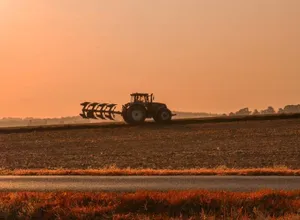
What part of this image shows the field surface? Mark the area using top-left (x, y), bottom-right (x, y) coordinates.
top-left (0, 118), bottom-right (300, 170)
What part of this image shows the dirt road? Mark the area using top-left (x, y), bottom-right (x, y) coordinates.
top-left (1, 176), bottom-right (300, 192)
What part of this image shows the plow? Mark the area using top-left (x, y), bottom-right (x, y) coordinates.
top-left (80, 102), bottom-right (121, 120)
top-left (80, 93), bottom-right (176, 124)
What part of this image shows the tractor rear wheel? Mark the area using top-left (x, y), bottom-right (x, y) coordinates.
top-left (154, 108), bottom-right (172, 123)
top-left (126, 105), bottom-right (146, 124)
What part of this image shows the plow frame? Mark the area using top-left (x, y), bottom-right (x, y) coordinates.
top-left (80, 102), bottom-right (121, 120)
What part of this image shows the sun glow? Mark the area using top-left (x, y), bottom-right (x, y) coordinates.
top-left (0, 1), bottom-right (300, 118)
top-left (0, 0), bottom-right (10, 12)
top-left (0, 1), bottom-right (16, 23)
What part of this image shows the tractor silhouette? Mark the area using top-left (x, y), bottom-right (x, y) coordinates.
top-left (80, 93), bottom-right (176, 124)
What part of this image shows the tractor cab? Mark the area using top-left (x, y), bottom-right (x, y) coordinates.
top-left (130, 93), bottom-right (154, 104)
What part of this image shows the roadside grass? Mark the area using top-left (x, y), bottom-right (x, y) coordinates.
top-left (0, 190), bottom-right (299, 219)
top-left (1, 165), bottom-right (299, 176)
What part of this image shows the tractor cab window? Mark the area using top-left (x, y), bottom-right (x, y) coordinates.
top-left (130, 96), bottom-right (135, 103)
top-left (141, 95), bottom-right (150, 103)
top-left (131, 94), bottom-right (149, 103)
top-left (131, 95), bottom-right (142, 103)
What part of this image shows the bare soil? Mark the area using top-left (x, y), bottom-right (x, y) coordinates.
top-left (0, 119), bottom-right (299, 169)
top-left (1, 168), bottom-right (299, 176)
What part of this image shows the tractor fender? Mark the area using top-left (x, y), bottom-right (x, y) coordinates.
top-left (121, 102), bottom-right (144, 113)
top-left (128, 102), bottom-right (146, 109)
top-left (154, 105), bottom-right (167, 115)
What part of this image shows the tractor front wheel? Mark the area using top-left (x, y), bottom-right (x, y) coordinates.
top-left (154, 108), bottom-right (172, 123)
top-left (126, 105), bottom-right (146, 124)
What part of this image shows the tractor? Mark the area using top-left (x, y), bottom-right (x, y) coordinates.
top-left (80, 93), bottom-right (176, 124)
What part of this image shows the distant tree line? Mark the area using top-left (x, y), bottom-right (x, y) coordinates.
top-left (227, 104), bottom-right (300, 116)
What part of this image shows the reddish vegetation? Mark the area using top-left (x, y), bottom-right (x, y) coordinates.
top-left (1, 166), bottom-right (300, 176)
top-left (0, 190), bottom-right (299, 219)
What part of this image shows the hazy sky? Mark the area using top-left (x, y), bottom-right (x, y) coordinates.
top-left (0, 1), bottom-right (299, 118)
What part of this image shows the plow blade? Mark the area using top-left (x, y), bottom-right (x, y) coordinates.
top-left (80, 102), bottom-right (121, 120)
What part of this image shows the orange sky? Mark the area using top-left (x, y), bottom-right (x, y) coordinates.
top-left (0, 1), bottom-right (299, 118)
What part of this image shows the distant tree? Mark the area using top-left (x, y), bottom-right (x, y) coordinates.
top-left (252, 109), bottom-right (260, 115)
top-left (282, 104), bottom-right (300, 114)
top-left (260, 106), bottom-right (276, 115)
top-left (278, 108), bottom-right (284, 114)
top-left (229, 112), bottom-right (235, 116)
top-left (235, 107), bottom-right (251, 116)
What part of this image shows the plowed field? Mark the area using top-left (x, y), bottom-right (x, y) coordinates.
top-left (1, 119), bottom-right (299, 169)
